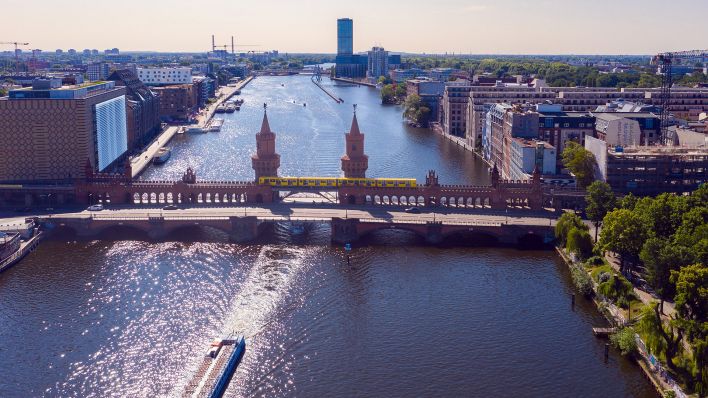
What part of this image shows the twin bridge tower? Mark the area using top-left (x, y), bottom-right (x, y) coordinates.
top-left (251, 103), bottom-right (368, 180)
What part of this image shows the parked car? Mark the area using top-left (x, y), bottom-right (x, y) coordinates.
top-left (404, 207), bottom-right (421, 214)
top-left (163, 204), bottom-right (178, 210)
top-left (87, 204), bottom-right (104, 211)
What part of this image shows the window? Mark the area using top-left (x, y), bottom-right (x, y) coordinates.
top-left (564, 123), bottom-right (570, 128)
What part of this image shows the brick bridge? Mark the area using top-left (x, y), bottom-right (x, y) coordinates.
top-left (1, 105), bottom-right (586, 214)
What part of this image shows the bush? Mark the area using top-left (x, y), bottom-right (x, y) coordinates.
top-left (586, 256), bottom-right (605, 266)
top-left (598, 273), bottom-right (637, 305)
top-left (567, 227), bottom-right (594, 260)
top-left (610, 327), bottom-right (638, 356)
top-left (663, 390), bottom-right (676, 398)
top-left (571, 266), bottom-right (594, 297)
top-left (598, 271), bottom-right (611, 283)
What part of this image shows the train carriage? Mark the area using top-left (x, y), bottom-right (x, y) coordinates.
top-left (258, 177), bottom-right (417, 188)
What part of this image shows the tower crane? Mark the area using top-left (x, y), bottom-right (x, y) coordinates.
top-left (650, 49), bottom-right (708, 143)
top-left (1, 41), bottom-right (30, 73)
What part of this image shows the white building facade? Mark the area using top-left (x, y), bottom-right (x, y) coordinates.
top-left (137, 67), bottom-right (192, 85)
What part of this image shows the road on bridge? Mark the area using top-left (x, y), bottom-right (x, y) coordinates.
top-left (39, 204), bottom-right (558, 228)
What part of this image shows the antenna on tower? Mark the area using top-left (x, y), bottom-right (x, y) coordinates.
top-left (211, 35), bottom-right (215, 52)
top-left (263, 103), bottom-right (267, 112)
top-left (353, 104), bottom-right (357, 114)
top-left (231, 36), bottom-right (235, 54)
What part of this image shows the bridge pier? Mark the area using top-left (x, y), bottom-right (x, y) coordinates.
top-left (425, 221), bottom-right (444, 244)
top-left (331, 217), bottom-right (360, 244)
top-left (147, 216), bottom-right (168, 240)
top-left (229, 216), bottom-right (261, 243)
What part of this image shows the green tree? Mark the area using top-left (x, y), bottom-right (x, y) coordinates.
top-left (561, 141), bottom-right (596, 188)
top-left (403, 94), bottom-right (432, 126)
top-left (640, 238), bottom-right (693, 314)
top-left (555, 212), bottom-right (587, 246)
top-left (567, 227), bottom-right (594, 260)
top-left (619, 193), bottom-right (638, 210)
top-left (600, 209), bottom-right (648, 271)
top-left (610, 327), bottom-right (638, 356)
top-left (585, 181), bottom-right (616, 241)
top-left (636, 303), bottom-right (684, 372)
top-left (380, 84), bottom-right (396, 104)
top-left (671, 264), bottom-right (708, 339)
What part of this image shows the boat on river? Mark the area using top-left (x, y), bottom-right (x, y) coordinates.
top-left (215, 104), bottom-right (227, 113)
top-left (208, 118), bottom-right (224, 132)
top-left (183, 335), bottom-right (246, 398)
top-left (153, 147), bottom-right (171, 164)
top-left (225, 103), bottom-right (237, 113)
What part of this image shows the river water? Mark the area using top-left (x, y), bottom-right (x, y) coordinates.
top-left (0, 76), bottom-right (654, 397)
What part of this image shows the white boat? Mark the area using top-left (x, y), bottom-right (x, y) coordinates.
top-left (153, 147), bottom-right (171, 164)
top-left (225, 103), bottom-right (237, 113)
top-left (208, 118), bottom-right (224, 132)
top-left (215, 104), bottom-right (227, 113)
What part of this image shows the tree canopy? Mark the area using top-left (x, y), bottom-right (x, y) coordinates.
top-left (561, 141), bottom-right (596, 188)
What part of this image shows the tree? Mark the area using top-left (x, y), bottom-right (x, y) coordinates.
top-left (637, 303), bottom-right (684, 372)
top-left (403, 94), bottom-right (432, 126)
top-left (380, 84), bottom-right (396, 104)
top-left (600, 209), bottom-right (648, 271)
top-left (671, 264), bottom-right (708, 337)
top-left (555, 212), bottom-right (587, 246)
top-left (610, 327), bottom-right (638, 356)
top-left (567, 227), bottom-right (593, 260)
top-left (640, 238), bottom-right (694, 314)
top-left (561, 141), bottom-right (596, 188)
top-left (619, 193), bottom-right (638, 210)
top-left (585, 181), bottom-right (616, 241)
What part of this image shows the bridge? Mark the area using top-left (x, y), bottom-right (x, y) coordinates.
top-left (40, 204), bottom-right (556, 245)
top-left (1, 105), bottom-right (586, 229)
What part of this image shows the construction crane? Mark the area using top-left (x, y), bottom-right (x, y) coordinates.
top-left (211, 35), bottom-right (259, 54)
top-left (1, 41), bottom-right (30, 73)
top-left (650, 49), bottom-right (708, 143)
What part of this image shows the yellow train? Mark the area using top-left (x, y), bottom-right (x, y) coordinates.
top-left (258, 177), bottom-right (417, 188)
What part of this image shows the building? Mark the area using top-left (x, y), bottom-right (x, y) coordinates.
top-left (484, 103), bottom-right (540, 179)
top-left (593, 113), bottom-right (643, 147)
top-left (334, 18), bottom-right (367, 78)
top-left (406, 79), bottom-right (445, 120)
top-left (341, 109), bottom-right (368, 178)
top-left (509, 138), bottom-right (556, 181)
top-left (0, 80), bottom-right (128, 182)
top-left (429, 68), bottom-right (455, 82)
top-left (585, 136), bottom-right (707, 196)
top-left (337, 18), bottom-right (353, 55)
top-left (441, 84), bottom-right (472, 137)
top-left (152, 84), bottom-right (197, 121)
top-left (536, 104), bottom-right (596, 173)
top-left (107, 69), bottom-right (161, 149)
top-left (136, 67), bottom-right (192, 86)
top-left (367, 47), bottom-right (389, 79)
top-left (390, 68), bottom-right (425, 83)
top-left (251, 108), bottom-right (280, 180)
top-left (87, 62), bottom-right (110, 81)
top-left (192, 76), bottom-right (216, 108)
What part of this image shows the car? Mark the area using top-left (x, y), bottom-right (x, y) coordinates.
top-left (87, 204), bottom-right (104, 211)
top-left (163, 204), bottom-right (178, 210)
top-left (404, 207), bottom-right (421, 214)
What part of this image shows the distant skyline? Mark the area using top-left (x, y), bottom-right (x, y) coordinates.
top-left (3, 0), bottom-right (708, 55)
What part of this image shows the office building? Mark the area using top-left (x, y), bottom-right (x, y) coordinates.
top-left (406, 79), bottom-right (445, 120)
top-left (87, 62), bottom-right (110, 81)
top-left (152, 84), bottom-right (198, 121)
top-left (337, 18), bottom-right (353, 55)
top-left (137, 67), bottom-right (192, 86)
top-left (367, 47), bottom-right (389, 79)
top-left (509, 139), bottom-right (557, 181)
top-left (108, 69), bottom-right (161, 149)
top-left (0, 80), bottom-right (128, 182)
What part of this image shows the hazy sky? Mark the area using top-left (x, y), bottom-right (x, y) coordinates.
top-left (4, 0), bottom-right (707, 54)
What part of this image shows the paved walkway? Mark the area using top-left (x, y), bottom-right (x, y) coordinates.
top-left (130, 126), bottom-right (179, 178)
top-left (196, 76), bottom-right (254, 127)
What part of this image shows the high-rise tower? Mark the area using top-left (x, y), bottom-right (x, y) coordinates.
top-left (341, 105), bottom-right (368, 178)
top-left (337, 18), bottom-right (353, 55)
top-left (251, 104), bottom-right (280, 181)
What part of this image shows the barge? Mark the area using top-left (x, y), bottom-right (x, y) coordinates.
top-left (183, 336), bottom-right (246, 398)
top-left (207, 118), bottom-right (224, 132)
top-left (153, 147), bottom-right (171, 164)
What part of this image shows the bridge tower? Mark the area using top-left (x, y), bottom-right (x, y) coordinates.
top-left (341, 104), bottom-right (368, 178)
top-left (251, 104), bottom-right (281, 181)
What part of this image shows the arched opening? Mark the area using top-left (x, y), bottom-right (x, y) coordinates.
top-left (400, 196), bottom-right (408, 206)
top-left (417, 196), bottom-right (425, 206)
top-left (442, 230), bottom-right (499, 247)
top-left (141, 193), bottom-right (149, 204)
top-left (365, 195), bottom-right (373, 205)
top-left (517, 233), bottom-right (545, 249)
top-left (441, 197), bottom-right (448, 206)
top-left (383, 196), bottom-right (390, 205)
top-left (374, 195), bottom-right (381, 204)
top-left (391, 196), bottom-right (399, 205)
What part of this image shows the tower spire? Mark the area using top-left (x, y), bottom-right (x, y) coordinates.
top-left (341, 105), bottom-right (368, 178)
top-left (252, 103), bottom-right (280, 181)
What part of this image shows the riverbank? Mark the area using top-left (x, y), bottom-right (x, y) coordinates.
top-left (556, 247), bottom-right (685, 398)
top-left (196, 76), bottom-right (254, 126)
top-left (0, 231), bottom-right (43, 273)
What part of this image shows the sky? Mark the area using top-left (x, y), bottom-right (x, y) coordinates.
top-left (3, 0), bottom-right (707, 55)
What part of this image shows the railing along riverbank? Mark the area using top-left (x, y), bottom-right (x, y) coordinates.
top-left (0, 231), bottom-right (43, 273)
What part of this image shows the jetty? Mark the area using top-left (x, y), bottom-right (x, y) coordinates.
top-left (331, 77), bottom-right (376, 87)
top-left (311, 77), bottom-right (342, 103)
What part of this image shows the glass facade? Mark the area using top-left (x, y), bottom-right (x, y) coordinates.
top-left (337, 18), bottom-right (353, 55)
top-left (95, 96), bottom-right (128, 171)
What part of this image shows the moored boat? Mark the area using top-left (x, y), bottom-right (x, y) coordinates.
top-left (225, 103), bottom-right (237, 113)
top-left (208, 118), bottom-right (224, 132)
top-left (183, 335), bottom-right (246, 398)
top-left (153, 147), bottom-right (171, 164)
top-left (215, 104), bottom-right (227, 113)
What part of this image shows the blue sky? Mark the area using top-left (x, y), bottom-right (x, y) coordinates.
top-left (4, 0), bottom-right (707, 54)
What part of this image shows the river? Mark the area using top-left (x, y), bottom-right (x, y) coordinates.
top-left (0, 76), bottom-right (654, 397)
